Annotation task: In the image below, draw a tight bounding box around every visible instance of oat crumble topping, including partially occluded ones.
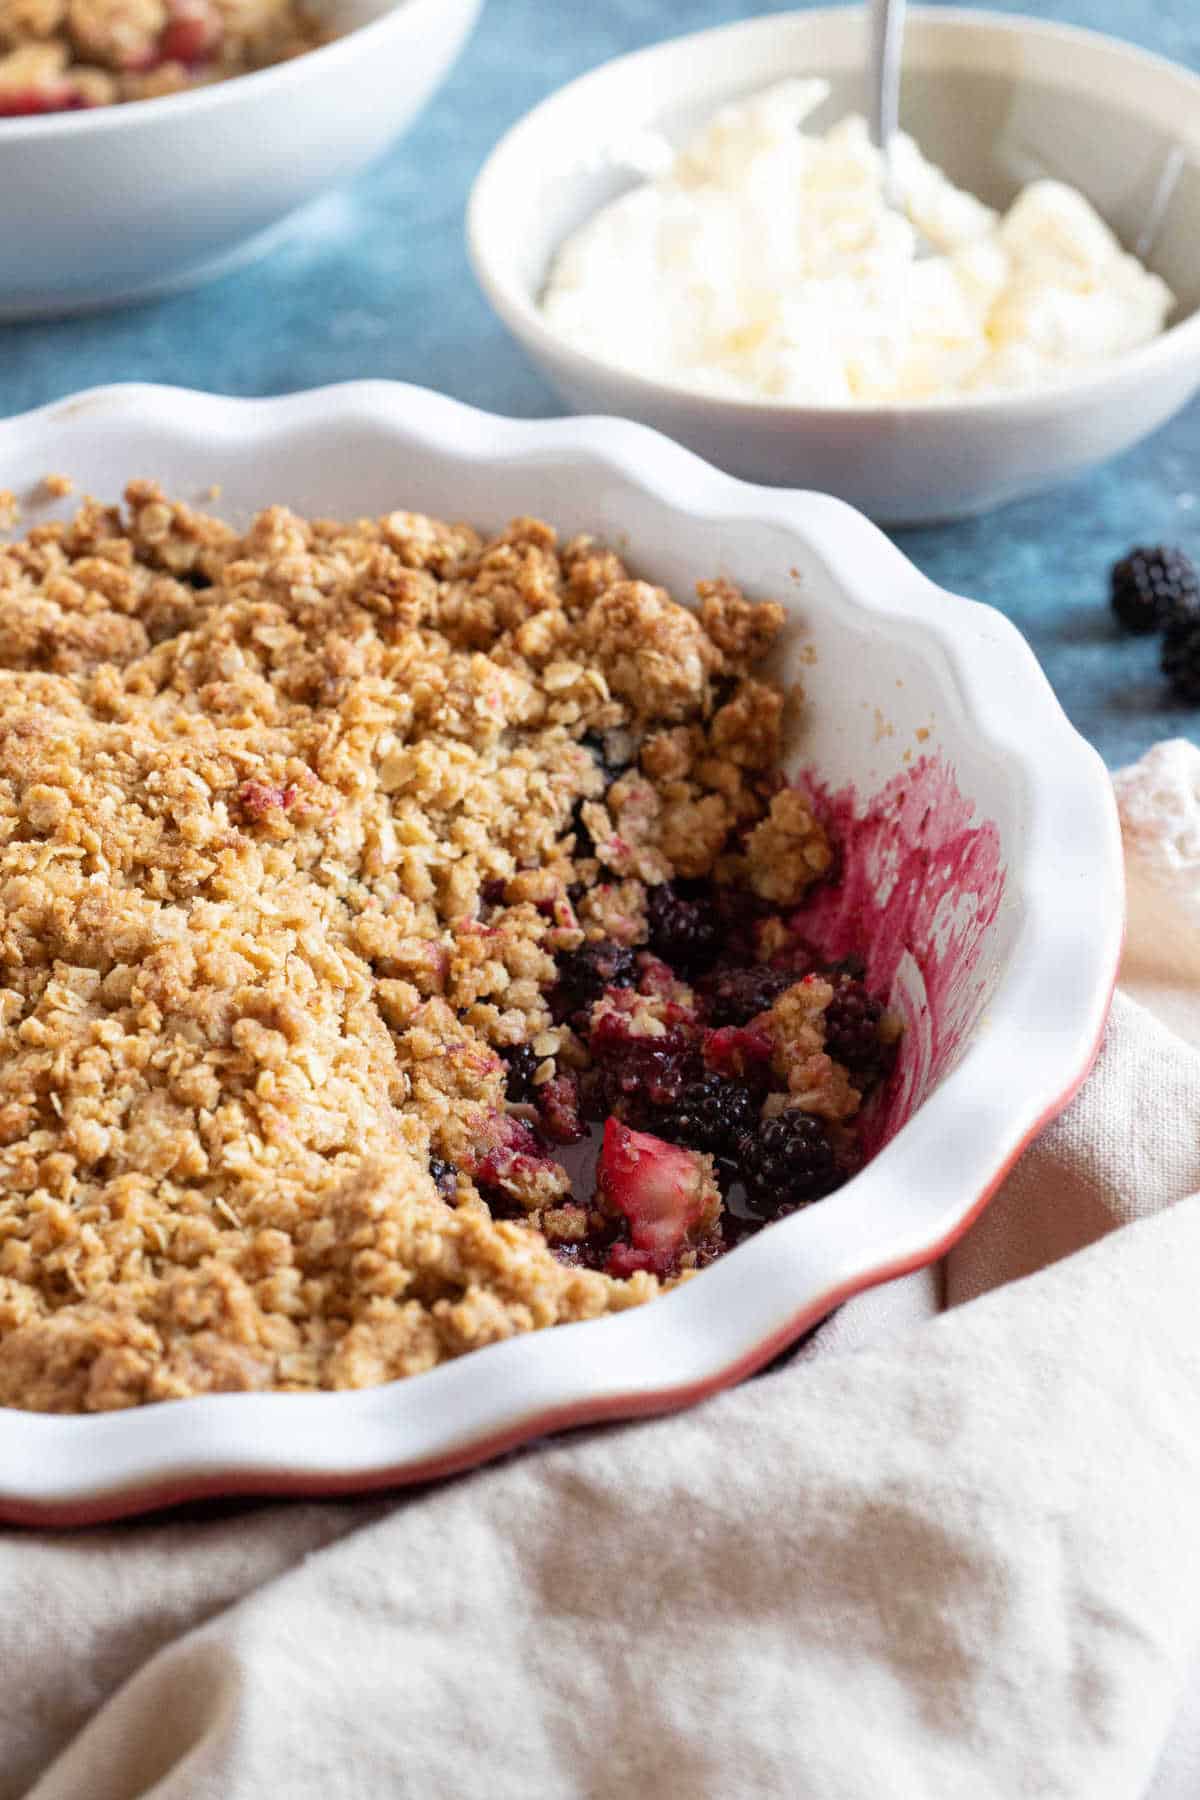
[0,485,895,1412]
[0,0,326,114]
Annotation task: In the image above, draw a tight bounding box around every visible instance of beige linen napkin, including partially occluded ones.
[6,742,1200,1800]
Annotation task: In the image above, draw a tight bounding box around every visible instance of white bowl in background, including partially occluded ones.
[0,382,1122,1525]
[468,6,1200,524]
[0,0,481,320]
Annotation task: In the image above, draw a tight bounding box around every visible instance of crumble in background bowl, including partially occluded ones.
[0,381,1121,1524]
[0,0,481,320]
[467,5,1200,524]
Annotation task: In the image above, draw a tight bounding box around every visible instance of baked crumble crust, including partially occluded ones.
[0,0,326,113]
[0,484,887,1413]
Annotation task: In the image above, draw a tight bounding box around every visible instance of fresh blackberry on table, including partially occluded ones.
[552,937,637,1019]
[699,962,791,1027]
[658,1072,758,1156]
[736,1111,839,1217]
[645,880,721,971]
[502,1043,543,1103]
[1162,613,1200,703]
[824,979,891,1086]
[1110,546,1199,634]
[429,1158,458,1199]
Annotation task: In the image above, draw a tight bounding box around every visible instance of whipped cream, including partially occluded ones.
[541,80,1175,406]
[1115,738,1200,984]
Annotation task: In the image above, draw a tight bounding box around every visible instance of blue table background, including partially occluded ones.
[1,0,1197,769]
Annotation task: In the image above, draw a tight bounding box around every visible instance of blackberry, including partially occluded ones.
[736,1111,839,1216]
[587,1022,697,1128]
[429,1158,458,1199]
[645,881,721,971]
[699,963,791,1027]
[502,1043,543,1103]
[553,938,637,1019]
[598,1043,696,1127]
[824,980,890,1085]
[1162,614,1200,703]
[1111,546,1199,634]
[658,1073,757,1155]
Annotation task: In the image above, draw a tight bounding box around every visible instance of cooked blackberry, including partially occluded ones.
[587,1019,698,1128]
[502,1044,543,1103]
[553,938,637,1019]
[824,980,891,1085]
[646,881,721,971]
[699,963,791,1027]
[1111,546,1200,634]
[658,1073,758,1155]
[737,1111,839,1216]
[1162,614,1200,703]
[597,1045,697,1128]
[429,1158,458,1199]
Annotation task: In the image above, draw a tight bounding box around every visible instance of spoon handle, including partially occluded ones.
[868,0,905,196]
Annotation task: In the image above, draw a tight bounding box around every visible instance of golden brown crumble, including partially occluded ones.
[741,788,834,904]
[0,484,864,1414]
[0,0,326,114]
[761,979,859,1122]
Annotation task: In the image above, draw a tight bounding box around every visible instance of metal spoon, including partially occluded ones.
[868,0,937,257]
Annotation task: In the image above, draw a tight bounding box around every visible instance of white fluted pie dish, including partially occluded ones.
[0,383,1121,1524]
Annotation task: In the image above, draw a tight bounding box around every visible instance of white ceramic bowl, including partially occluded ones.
[468,6,1200,524]
[0,0,480,319]
[0,382,1121,1525]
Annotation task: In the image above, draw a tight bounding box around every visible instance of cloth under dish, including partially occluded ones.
[5,741,1200,1800]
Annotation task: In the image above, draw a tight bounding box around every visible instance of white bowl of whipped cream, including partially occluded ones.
[468,7,1200,523]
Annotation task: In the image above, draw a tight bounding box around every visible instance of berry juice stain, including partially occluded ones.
[795,756,1005,1154]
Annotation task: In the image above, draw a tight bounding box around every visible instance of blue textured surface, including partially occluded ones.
[0,0,1198,768]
